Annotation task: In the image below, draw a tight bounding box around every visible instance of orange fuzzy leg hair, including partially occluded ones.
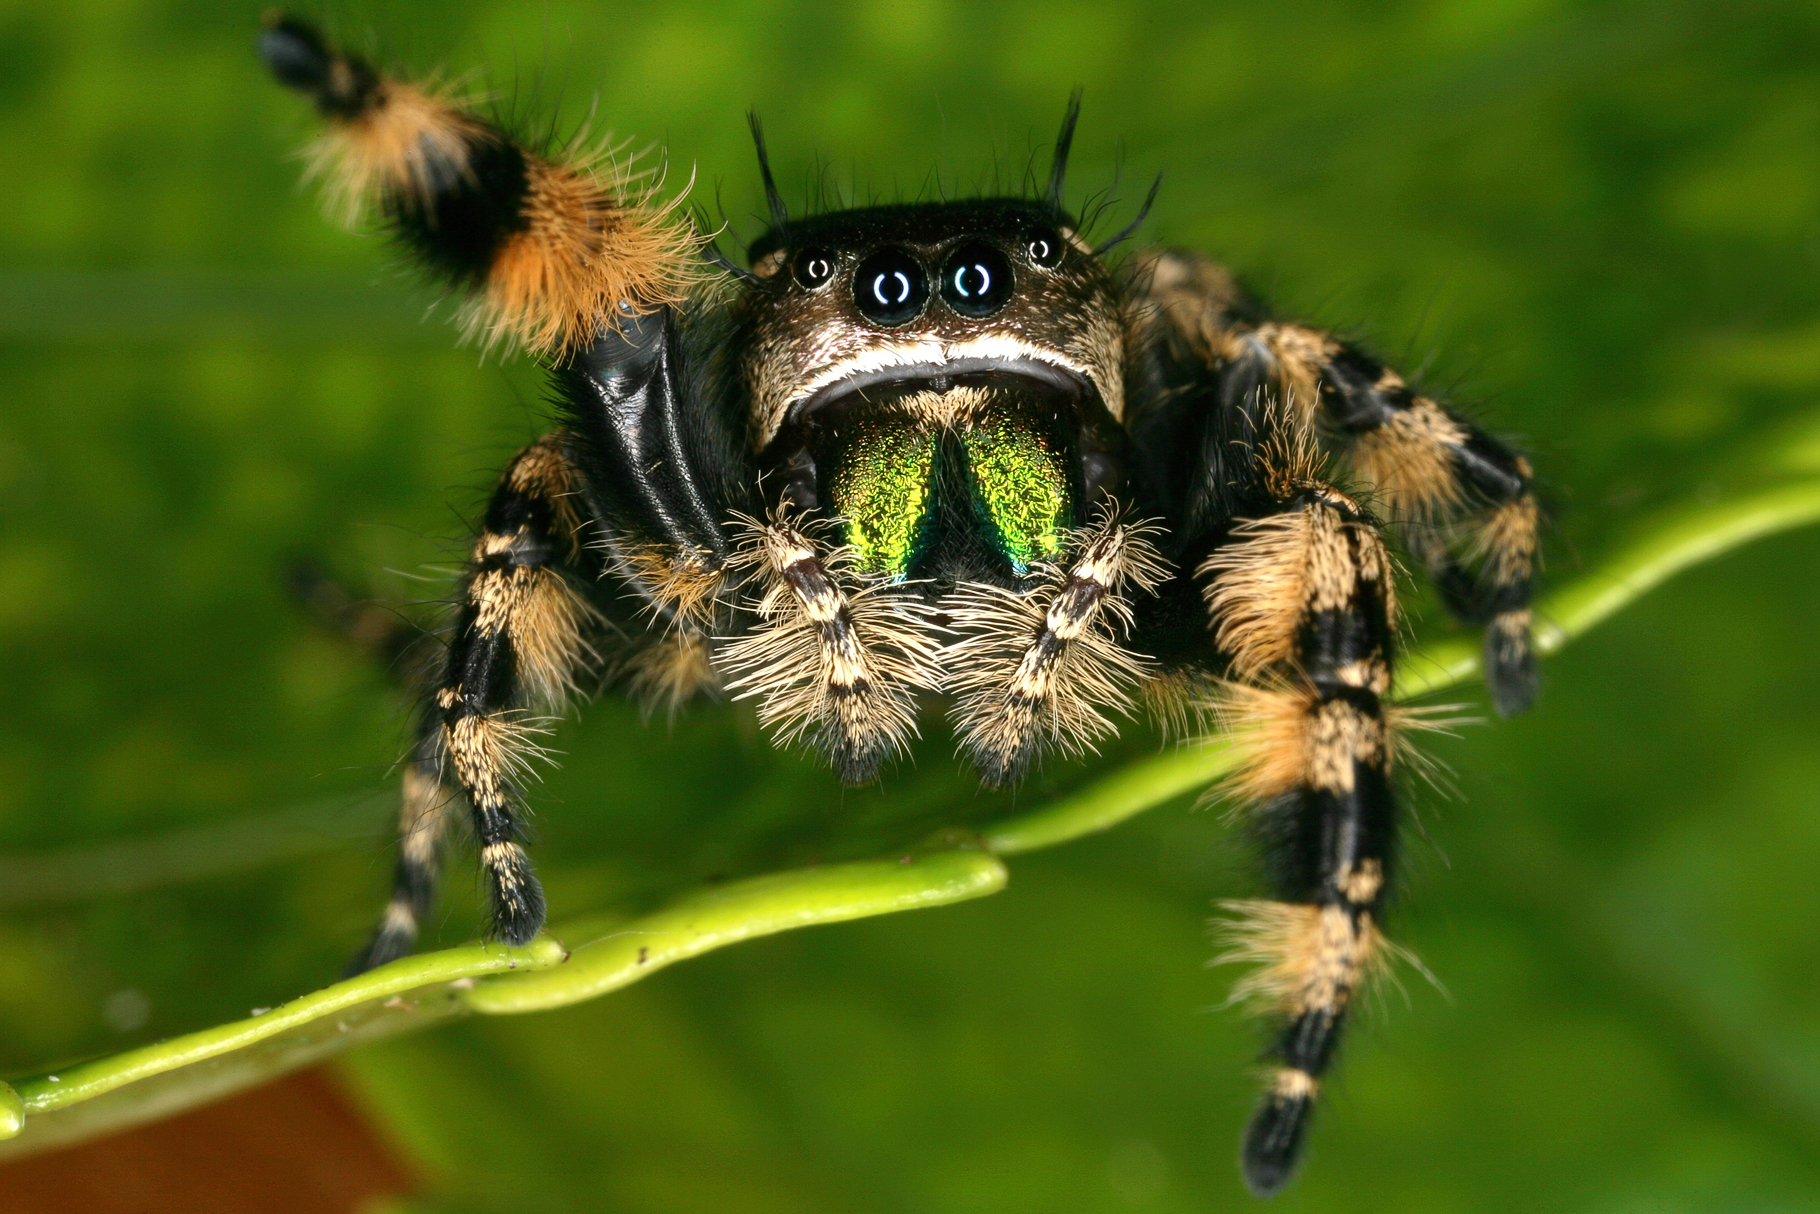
[258,13,700,357]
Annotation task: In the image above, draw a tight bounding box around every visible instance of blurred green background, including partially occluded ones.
[3,0,1820,1209]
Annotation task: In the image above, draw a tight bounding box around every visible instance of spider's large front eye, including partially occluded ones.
[1025,228,1064,268]
[792,248,837,290]
[940,243,1013,318]
[853,247,928,326]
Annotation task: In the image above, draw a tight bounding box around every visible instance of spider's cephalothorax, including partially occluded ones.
[262,16,1542,1196]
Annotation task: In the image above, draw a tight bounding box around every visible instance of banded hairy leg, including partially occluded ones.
[1197,422,1404,1196]
[355,435,604,970]
[258,14,699,358]
[259,14,745,648]
[263,18,755,962]
[1128,254,1426,1192]
[1143,250,1542,715]
[350,714,455,973]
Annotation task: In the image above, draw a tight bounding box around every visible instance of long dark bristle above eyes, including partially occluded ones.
[748,111,789,232]
[1093,173,1162,256]
[1046,87,1084,209]
[700,237,759,283]
[1241,1088,1314,1197]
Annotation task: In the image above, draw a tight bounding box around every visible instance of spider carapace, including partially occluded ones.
[261,15,1541,1195]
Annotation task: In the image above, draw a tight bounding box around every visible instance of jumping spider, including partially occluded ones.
[261,15,1541,1195]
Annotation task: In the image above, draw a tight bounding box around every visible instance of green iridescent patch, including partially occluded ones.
[961,415,1071,573]
[826,418,937,576]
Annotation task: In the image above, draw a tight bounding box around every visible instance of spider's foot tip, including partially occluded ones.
[828,737,891,786]
[344,927,416,979]
[834,761,885,788]
[1484,611,1539,716]
[1485,648,1540,717]
[491,904,547,948]
[968,746,1033,790]
[1490,679,1539,718]
[490,889,548,949]
[257,16,333,92]
[1240,1090,1313,1198]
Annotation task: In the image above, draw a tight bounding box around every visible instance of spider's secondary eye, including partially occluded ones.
[852,247,928,326]
[792,248,837,289]
[940,244,1013,318]
[1026,229,1064,268]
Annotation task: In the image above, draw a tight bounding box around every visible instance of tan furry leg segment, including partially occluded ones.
[260,15,700,358]
[947,510,1168,786]
[718,512,937,783]
[607,542,727,717]
[1200,482,1402,1196]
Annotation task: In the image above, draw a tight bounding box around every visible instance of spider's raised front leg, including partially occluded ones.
[264,17,760,964]
[1145,251,1543,714]
[259,14,697,359]
[353,435,604,971]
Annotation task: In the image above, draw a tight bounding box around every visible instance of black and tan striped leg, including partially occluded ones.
[1142,250,1542,715]
[717,511,937,784]
[349,434,600,968]
[1250,322,1539,714]
[1199,472,1401,1196]
[348,714,456,972]
[946,509,1168,785]
[260,14,697,358]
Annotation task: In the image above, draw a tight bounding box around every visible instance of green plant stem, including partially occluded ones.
[5,474,1817,1153]
[9,939,566,1117]
[0,1084,22,1139]
[468,847,1008,1015]
[982,477,1820,855]
[0,848,1003,1150]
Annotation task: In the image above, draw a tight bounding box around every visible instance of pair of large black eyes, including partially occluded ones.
[794,244,1032,324]
[851,246,1013,324]
[791,232,1063,324]
[851,244,1012,324]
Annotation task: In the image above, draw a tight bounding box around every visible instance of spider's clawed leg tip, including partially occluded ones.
[492,906,546,949]
[970,751,1029,791]
[831,746,888,787]
[1484,641,1540,718]
[341,956,375,981]
[489,875,548,948]
[344,930,412,979]
[256,15,332,91]
[1490,677,1539,718]
[1239,1093,1312,1198]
